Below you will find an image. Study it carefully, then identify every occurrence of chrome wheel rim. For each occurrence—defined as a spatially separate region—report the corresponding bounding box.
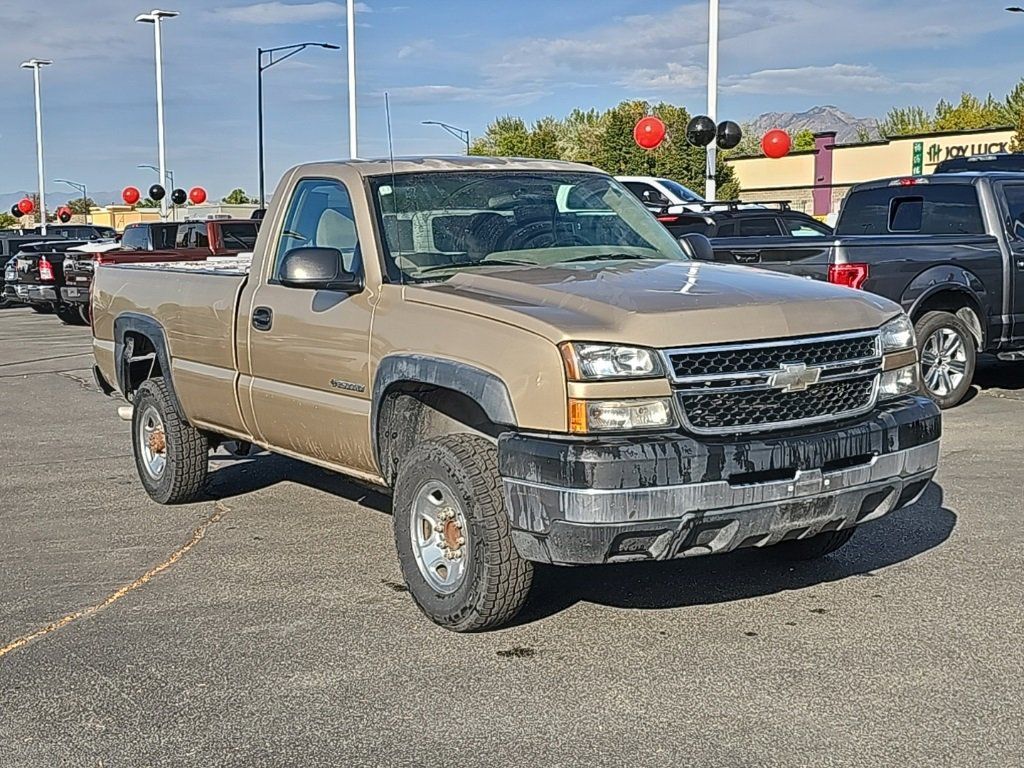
[138,405,167,479]
[921,327,968,397]
[410,480,468,594]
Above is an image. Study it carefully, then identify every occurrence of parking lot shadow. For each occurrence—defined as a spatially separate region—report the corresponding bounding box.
[513,482,956,626]
[973,357,1023,394]
[203,453,954,627]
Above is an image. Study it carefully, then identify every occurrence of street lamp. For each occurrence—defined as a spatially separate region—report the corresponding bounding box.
[422,121,471,154]
[20,59,52,235]
[705,0,720,201]
[138,164,176,221]
[136,9,178,220]
[347,0,358,159]
[258,42,340,208]
[54,179,88,223]
[1007,7,1024,12]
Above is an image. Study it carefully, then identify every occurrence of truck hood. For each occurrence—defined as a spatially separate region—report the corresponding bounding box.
[407,260,900,347]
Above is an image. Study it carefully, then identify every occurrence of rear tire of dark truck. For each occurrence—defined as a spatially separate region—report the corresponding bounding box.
[392,434,533,632]
[132,377,209,504]
[31,304,53,314]
[771,528,856,560]
[56,305,88,326]
[914,311,976,409]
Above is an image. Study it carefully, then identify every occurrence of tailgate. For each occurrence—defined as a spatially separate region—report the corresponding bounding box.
[710,237,835,281]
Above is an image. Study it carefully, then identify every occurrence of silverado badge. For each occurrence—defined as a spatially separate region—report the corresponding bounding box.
[768,362,822,393]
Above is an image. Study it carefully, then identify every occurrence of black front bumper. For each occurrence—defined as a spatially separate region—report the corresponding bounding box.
[499,396,941,565]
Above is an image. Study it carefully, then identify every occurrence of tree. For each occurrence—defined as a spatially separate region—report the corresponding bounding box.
[1011,112,1024,154]
[933,92,1006,132]
[793,129,816,151]
[557,108,605,163]
[138,198,159,208]
[525,116,562,159]
[222,188,255,205]
[879,106,933,138]
[0,212,19,229]
[592,100,655,176]
[68,197,96,215]
[469,115,531,157]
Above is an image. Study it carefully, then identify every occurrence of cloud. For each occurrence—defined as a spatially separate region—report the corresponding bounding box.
[397,39,435,60]
[384,84,545,108]
[722,64,909,96]
[209,1,369,25]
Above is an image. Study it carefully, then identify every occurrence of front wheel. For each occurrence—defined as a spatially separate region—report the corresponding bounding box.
[915,311,976,409]
[132,378,209,504]
[392,434,533,632]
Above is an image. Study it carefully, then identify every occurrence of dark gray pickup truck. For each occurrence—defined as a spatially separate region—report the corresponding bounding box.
[707,173,1024,407]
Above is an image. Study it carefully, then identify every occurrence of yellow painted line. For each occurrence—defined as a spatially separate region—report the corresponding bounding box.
[0,502,231,661]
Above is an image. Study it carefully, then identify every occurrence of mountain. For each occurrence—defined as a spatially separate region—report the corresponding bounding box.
[746,106,880,144]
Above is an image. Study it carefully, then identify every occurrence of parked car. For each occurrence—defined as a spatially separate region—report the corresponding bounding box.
[617,175,705,213]
[657,201,834,240]
[934,153,1024,174]
[91,157,939,631]
[3,240,94,323]
[61,219,261,322]
[706,172,1024,407]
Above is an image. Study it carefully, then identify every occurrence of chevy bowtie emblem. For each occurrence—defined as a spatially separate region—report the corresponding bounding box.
[769,362,822,393]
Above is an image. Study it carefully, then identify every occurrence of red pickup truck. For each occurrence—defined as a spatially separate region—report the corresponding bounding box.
[61,219,260,323]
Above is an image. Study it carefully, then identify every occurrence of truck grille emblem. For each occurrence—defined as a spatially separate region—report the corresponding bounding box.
[768,362,822,393]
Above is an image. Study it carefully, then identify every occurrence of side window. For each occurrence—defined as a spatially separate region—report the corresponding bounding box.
[624,182,669,208]
[195,226,209,249]
[121,227,147,250]
[889,197,923,232]
[273,178,361,280]
[175,224,192,248]
[738,217,783,237]
[1001,185,1024,238]
[782,216,832,237]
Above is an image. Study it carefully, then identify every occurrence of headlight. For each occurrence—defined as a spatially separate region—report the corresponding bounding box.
[880,314,915,352]
[560,342,663,380]
[879,364,920,400]
[569,398,675,433]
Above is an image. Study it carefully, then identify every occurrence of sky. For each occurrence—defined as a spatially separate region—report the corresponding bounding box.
[0,0,1020,202]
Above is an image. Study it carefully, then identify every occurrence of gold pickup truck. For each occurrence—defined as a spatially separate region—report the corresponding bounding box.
[91,157,941,631]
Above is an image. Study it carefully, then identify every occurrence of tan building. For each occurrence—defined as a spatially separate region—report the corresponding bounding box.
[727,127,1015,217]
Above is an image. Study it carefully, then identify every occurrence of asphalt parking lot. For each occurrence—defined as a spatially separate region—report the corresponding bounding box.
[0,306,1021,767]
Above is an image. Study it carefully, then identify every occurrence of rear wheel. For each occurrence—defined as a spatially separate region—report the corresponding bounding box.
[77,303,91,325]
[56,304,88,326]
[31,304,53,314]
[392,434,532,632]
[132,378,209,504]
[772,528,856,560]
[915,311,976,409]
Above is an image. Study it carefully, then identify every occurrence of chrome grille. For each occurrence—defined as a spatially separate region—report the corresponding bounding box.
[664,331,882,435]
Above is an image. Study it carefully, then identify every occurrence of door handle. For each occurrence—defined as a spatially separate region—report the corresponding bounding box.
[251,306,273,331]
[733,251,761,264]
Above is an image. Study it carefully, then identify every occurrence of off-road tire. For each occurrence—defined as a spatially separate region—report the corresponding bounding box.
[132,377,208,504]
[393,434,533,632]
[914,311,976,409]
[772,528,856,560]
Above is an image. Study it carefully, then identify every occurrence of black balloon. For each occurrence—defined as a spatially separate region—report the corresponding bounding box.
[686,115,717,147]
[716,121,743,150]
[58,209,72,223]
[10,204,21,217]
[171,188,187,206]
[149,184,166,201]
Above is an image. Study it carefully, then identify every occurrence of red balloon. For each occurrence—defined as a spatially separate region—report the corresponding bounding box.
[17,198,34,215]
[122,186,141,205]
[188,186,207,205]
[634,116,667,150]
[761,129,792,159]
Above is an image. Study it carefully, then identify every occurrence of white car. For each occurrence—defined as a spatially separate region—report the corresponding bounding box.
[615,176,706,213]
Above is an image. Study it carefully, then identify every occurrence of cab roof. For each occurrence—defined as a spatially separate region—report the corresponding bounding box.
[289,155,605,178]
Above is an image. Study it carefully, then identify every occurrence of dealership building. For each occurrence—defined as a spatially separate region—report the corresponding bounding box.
[726,126,1015,217]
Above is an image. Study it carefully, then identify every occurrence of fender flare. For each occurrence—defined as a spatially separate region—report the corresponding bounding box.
[371,354,518,468]
[113,312,186,416]
[902,265,988,323]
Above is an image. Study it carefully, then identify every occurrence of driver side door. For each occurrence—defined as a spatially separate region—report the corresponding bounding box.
[999,182,1024,346]
[244,177,378,475]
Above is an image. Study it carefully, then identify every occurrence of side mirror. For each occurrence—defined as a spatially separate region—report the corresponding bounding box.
[678,233,716,262]
[280,247,363,293]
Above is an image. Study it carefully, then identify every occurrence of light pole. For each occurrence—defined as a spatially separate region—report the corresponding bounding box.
[139,164,176,220]
[422,121,470,154]
[21,59,52,235]
[54,179,88,223]
[347,0,358,159]
[705,0,720,201]
[136,9,178,220]
[258,42,340,208]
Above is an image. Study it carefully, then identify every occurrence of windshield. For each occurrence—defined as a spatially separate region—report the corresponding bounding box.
[658,178,704,202]
[370,171,687,282]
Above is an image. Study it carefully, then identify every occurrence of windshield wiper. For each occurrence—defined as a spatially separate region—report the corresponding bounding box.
[416,259,536,274]
[562,253,655,263]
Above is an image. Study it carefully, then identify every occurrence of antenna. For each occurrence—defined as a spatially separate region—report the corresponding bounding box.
[384,91,406,285]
